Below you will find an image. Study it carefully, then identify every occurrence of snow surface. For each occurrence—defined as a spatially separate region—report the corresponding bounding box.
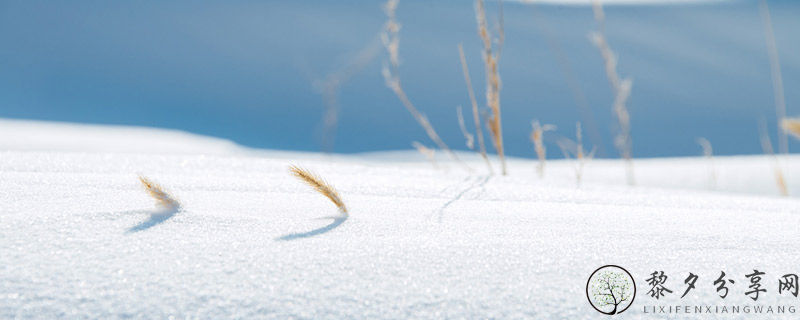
[2,120,800,319]
[0,119,243,155]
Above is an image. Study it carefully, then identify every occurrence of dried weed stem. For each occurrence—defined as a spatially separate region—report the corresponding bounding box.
[530,120,555,178]
[475,0,507,175]
[381,0,467,168]
[458,44,494,174]
[590,0,634,185]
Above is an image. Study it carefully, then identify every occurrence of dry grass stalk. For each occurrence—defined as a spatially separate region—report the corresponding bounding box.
[530,120,556,178]
[759,0,788,154]
[781,117,800,140]
[524,1,606,157]
[557,122,595,187]
[458,44,494,174]
[759,122,788,197]
[412,141,438,169]
[696,137,716,190]
[381,0,467,168]
[138,175,180,209]
[475,0,507,175]
[590,0,635,186]
[289,165,348,214]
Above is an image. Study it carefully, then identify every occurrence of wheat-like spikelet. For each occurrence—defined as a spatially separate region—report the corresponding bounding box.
[530,120,555,178]
[781,118,800,140]
[138,175,180,209]
[475,0,507,175]
[289,165,348,214]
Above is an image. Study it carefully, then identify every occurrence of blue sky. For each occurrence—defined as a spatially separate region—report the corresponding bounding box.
[0,0,797,158]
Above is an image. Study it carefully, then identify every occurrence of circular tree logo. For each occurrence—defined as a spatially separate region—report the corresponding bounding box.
[586,265,636,315]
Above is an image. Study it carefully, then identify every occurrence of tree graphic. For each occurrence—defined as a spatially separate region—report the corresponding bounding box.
[590,269,632,315]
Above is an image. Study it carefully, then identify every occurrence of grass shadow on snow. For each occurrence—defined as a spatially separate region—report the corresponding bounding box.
[127,206,179,233]
[276,216,347,241]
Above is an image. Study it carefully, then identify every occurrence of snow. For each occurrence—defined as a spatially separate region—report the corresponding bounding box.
[0,119,243,155]
[2,120,800,319]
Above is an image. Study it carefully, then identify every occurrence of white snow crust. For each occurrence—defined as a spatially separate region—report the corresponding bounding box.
[2,120,800,319]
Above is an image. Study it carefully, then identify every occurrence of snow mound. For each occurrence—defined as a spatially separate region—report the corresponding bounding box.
[0,119,244,155]
[2,120,799,319]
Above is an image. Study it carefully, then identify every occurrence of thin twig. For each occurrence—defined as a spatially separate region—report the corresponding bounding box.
[459,44,494,174]
[759,120,788,197]
[759,0,788,154]
[381,0,470,171]
[557,122,595,188]
[456,106,475,150]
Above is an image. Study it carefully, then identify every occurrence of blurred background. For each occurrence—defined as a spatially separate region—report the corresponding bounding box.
[0,0,797,159]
